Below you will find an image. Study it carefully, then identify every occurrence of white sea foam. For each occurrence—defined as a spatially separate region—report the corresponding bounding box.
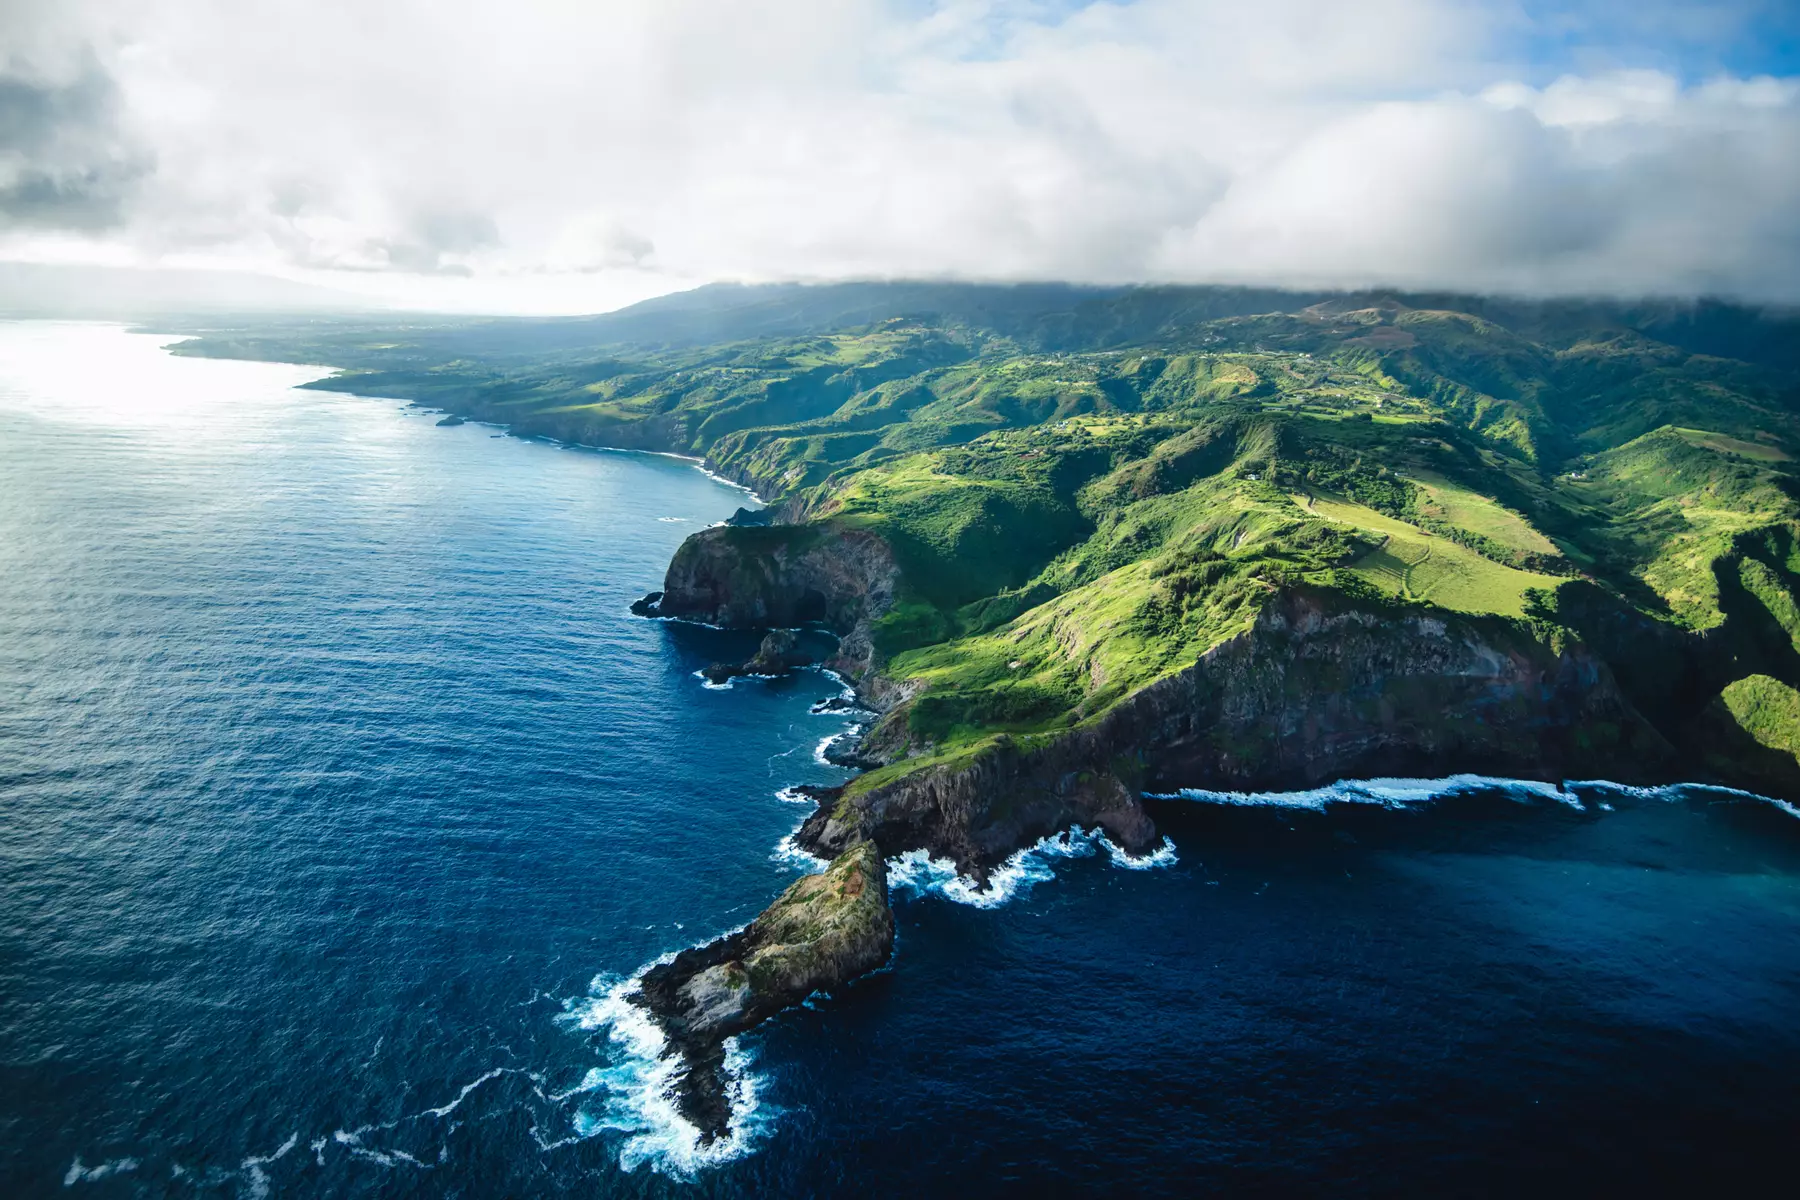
[774,786,815,805]
[887,824,1171,908]
[771,829,829,873]
[240,1132,299,1199]
[1103,833,1180,870]
[1152,774,1800,821]
[806,668,868,715]
[557,970,772,1178]
[1566,779,1800,820]
[813,734,839,765]
[694,670,734,691]
[1148,773,1581,811]
[694,465,762,502]
[62,1157,139,1186]
[422,1068,508,1118]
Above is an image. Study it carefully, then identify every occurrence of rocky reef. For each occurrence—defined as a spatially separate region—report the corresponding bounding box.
[699,628,817,685]
[630,842,893,1142]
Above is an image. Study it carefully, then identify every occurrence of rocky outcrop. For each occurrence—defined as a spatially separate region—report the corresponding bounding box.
[631,842,893,1143]
[700,628,818,685]
[652,523,900,676]
[800,588,1671,878]
[797,750,1160,880]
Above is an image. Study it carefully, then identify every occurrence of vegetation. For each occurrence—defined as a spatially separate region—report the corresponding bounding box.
[171,283,1800,788]
[1718,675,1800,760]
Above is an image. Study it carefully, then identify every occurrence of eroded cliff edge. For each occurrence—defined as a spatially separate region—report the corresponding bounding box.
[801,588,1672,873]
[644,520,1684,875]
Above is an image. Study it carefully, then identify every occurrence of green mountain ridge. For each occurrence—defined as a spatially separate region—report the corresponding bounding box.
[169,282,1800,804]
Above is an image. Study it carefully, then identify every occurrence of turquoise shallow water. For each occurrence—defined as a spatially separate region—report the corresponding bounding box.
[3,323,1799,1196]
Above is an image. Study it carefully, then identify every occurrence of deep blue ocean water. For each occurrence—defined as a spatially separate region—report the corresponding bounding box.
[3,322,1799,1197]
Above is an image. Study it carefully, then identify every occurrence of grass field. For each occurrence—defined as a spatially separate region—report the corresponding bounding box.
[1674,428,1792,463]
[1407,471,1561,557]
[1298,492,1561,617]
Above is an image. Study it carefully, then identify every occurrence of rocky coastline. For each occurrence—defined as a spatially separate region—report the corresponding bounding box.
[625,489,1791,1144]
[627,842,893,1143]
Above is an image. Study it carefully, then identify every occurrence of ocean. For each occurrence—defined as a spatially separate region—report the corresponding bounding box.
[2,322,1797,1196]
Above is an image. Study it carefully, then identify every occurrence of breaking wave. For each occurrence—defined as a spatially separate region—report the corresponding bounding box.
[1149,774,1800,819]
[557,971,772,1178]
[772,825,829,873]
[888,824,1178,908]
[1147,773,1580,811]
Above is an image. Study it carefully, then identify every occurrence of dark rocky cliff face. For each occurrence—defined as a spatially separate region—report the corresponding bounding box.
[655,523,899,675]
[799,590,1672,878]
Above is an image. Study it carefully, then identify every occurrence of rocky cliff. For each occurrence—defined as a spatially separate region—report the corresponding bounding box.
[631,842,893,1143]
[649,523,899,676]
[797,589,1671,878]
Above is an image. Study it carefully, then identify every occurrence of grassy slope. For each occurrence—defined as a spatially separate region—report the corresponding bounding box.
[171,286,1800,789]
[1720,675,1800,758]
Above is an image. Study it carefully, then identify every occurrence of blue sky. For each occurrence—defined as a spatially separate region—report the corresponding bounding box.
[1504,0,1800,80]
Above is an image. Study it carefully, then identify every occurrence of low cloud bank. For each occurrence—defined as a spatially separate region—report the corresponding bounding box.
[1,0,1796,310]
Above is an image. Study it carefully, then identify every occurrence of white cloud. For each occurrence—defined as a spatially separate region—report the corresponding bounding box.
[0,0,1795,311]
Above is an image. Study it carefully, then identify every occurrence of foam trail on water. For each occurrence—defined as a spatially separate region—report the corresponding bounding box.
[557,969,771,1178]
[240,1132,299,1199]
[422,1069,508,1119]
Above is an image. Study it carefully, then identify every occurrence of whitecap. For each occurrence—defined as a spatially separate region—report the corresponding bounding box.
[62,1158,139,1186]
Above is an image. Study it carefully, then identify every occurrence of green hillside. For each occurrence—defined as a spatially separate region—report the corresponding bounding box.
[171,283,1800,791]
